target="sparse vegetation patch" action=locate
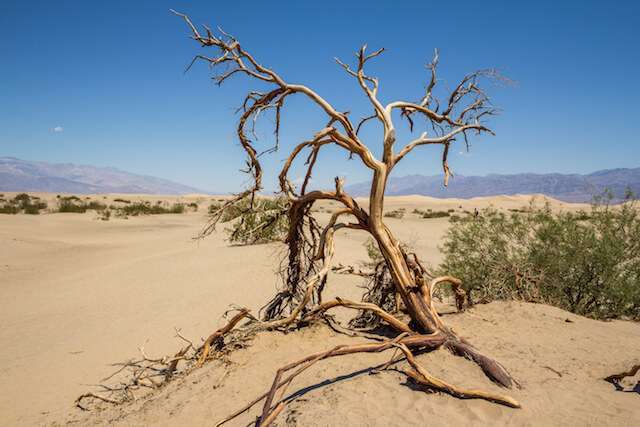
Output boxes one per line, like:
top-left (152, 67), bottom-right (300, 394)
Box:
top-left (384, 208), bottom-right (405, 219)
top-left (413, 208), bottom-right (451, 219)
top-left (0, 193), bottom-right (48, 214)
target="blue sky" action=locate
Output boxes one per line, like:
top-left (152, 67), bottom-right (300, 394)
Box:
top-left (1, 1), bottom-right (639, 193)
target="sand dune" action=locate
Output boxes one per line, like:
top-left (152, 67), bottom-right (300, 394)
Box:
top-left (0, 194), bottom-right (636, 426)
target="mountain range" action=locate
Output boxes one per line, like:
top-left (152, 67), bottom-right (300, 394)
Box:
top-left (345, 168), bottom-right (640, 202)
top-left (2, 157), bottom-right (639, 201)
top-left (0, 157), bottom-right (205, 195)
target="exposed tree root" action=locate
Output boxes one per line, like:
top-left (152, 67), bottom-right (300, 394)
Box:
top-left (197, 308), bottom-right (250, 367)
top-left (604, 364), bottom-right (640, 392)
top-left (75, 308), bottom-right (252, 410)
top-left (446, 339), bottom-right (515, 388)
top-left (303, 297), bottom-right (412, 333)
top-left (399, 342), bottom-right (521, 408)
top-left (249, 306), bottom-right (520, 425)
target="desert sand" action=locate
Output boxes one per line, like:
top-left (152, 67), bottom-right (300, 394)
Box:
top-left (0, 193), bottom-right (638, 426)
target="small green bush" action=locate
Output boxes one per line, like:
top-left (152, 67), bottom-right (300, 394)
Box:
top-left (384, 209), bottom-right (405, 219)
top-left (14, 193), bottom-right (31, 203)
top-left (0, 193), bottom-right (48, 214)
top-left (508, 207), bottom-right (528, 214)
top-left (98, 209), bottom-right (111, 221)
top-left (118, 202), bottom-right (185, 216)
top-left (0, 205), bottom-right (19, 214)
top-left (440, 194), bottom-right (640, 320)
top-left (215, 197), bottom-right (289, 245)
top-left (168, 203), bottom-right (185, 214)
top-left (58, 199), bottom-right (87, 213)
top-left (412, 208), bottom-right (451, 219)
top-left (422, 210), bottom-right (450, 219)
top-left (86, 201), bottom-right (107, 211)
top-left (23, 204), bottom-right (41, 215)
top-left (208, 202), bottom-right (221, 214)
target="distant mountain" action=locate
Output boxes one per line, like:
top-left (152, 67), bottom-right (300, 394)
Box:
top-left (346, 168), bottom-right (640, 202)
top-left (0, 157), bottom-right (207, 195)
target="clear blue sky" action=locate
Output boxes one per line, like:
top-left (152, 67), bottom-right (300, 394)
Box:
top-left (1, 0), bottom-right (639, 193)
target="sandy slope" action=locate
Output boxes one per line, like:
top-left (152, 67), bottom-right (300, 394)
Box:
top-left (0, 194), bottom-right (636, 426)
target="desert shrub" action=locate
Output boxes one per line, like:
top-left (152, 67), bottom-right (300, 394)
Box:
top-left (214, 197), bottom-right (289, 245)
top-left (98, 209), bottom-right (111, 221)
top-left (574, 210), bottom-right (591, 221)
top-left (168, 203), bottom-right (185, 214)
top-left (0, 194), bottom-right (48, 214)
top-left (384, 209), bottom-right (405, 219)
top-left (118, 202), bottom-right (184, 215)
top-left (364, 238), bottom-right (384, 264)
top-left (208, 202), bottom-right (221, 214)
top-left (113, 198), bottom-right (131, 204)
top-left (508, 208), bottom-right (528, 213)
top-left (57, 199), bottom-right (87, 213)
top-left (120, 202), bottom-right (151, 216)
top-left (0, 204), bottom-right (19, 214)
top-left (422, 210), bottom-right (450, 219)
top-left (23, 204), bottom-right (41, 215)
top-left (188, 202), bottom-right (199, 211)
top-left (413, 208), bottom-right (451, 218)
top-left (60, 195), bottom-right (81, 202)
top-left (86, 201), bottom-right (107, 210)
top-left (440, 194), bottom-right (640, 320)
top-left (13, 193), bottom-right (31, 203)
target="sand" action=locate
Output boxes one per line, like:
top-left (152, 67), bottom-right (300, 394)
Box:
top-left (0, 193), bottom-right (637, 426)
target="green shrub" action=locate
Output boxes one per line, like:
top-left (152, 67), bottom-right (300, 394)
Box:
top-left (0, 205), bottom-right (19, 214)
top-left (413, 208), bottom-right (451, 218)
top-left (60, 195), bottom-right (81, 202)
top-left (58, 199), bottom-right (87, 213)
top-left (440, 194), bottom-right (640, 320)
top-left (13, 193), bottom-right (31, 203)
top-left (118, 202), bottom-right (185, 216)
top-left (0, 194), bottom-right (48, 214)
top-left (215, 197), bottom-right (289, 245)
top-left (508, 207), bottom-right (528, 214)
top-left (168, 203), bottom-right (185, 214)
top-left (422, 210), bottom-right (450, 219)
top-left (86, 201), bottom-right (107, 211)
top-left (98, 209), bottom-right (111, 221)
top-left (384, 209), bottom-right (405, 219)
top-left (23, 204), bottom-right (41, 215)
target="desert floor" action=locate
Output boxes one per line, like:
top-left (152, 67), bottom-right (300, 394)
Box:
top-left (0, 193), bottom-right (638, 426)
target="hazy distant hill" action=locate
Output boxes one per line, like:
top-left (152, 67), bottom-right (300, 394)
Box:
top-left (346, 168), bottom-right (640, 202)
top-left (0, 157), bottom-right (205, 195)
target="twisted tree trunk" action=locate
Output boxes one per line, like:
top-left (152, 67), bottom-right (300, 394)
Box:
top-left (369, 167), bottom-right (445, 333)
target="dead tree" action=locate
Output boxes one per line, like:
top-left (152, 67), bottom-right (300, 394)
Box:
top-left (165, 11), bottom-right (518, 424)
